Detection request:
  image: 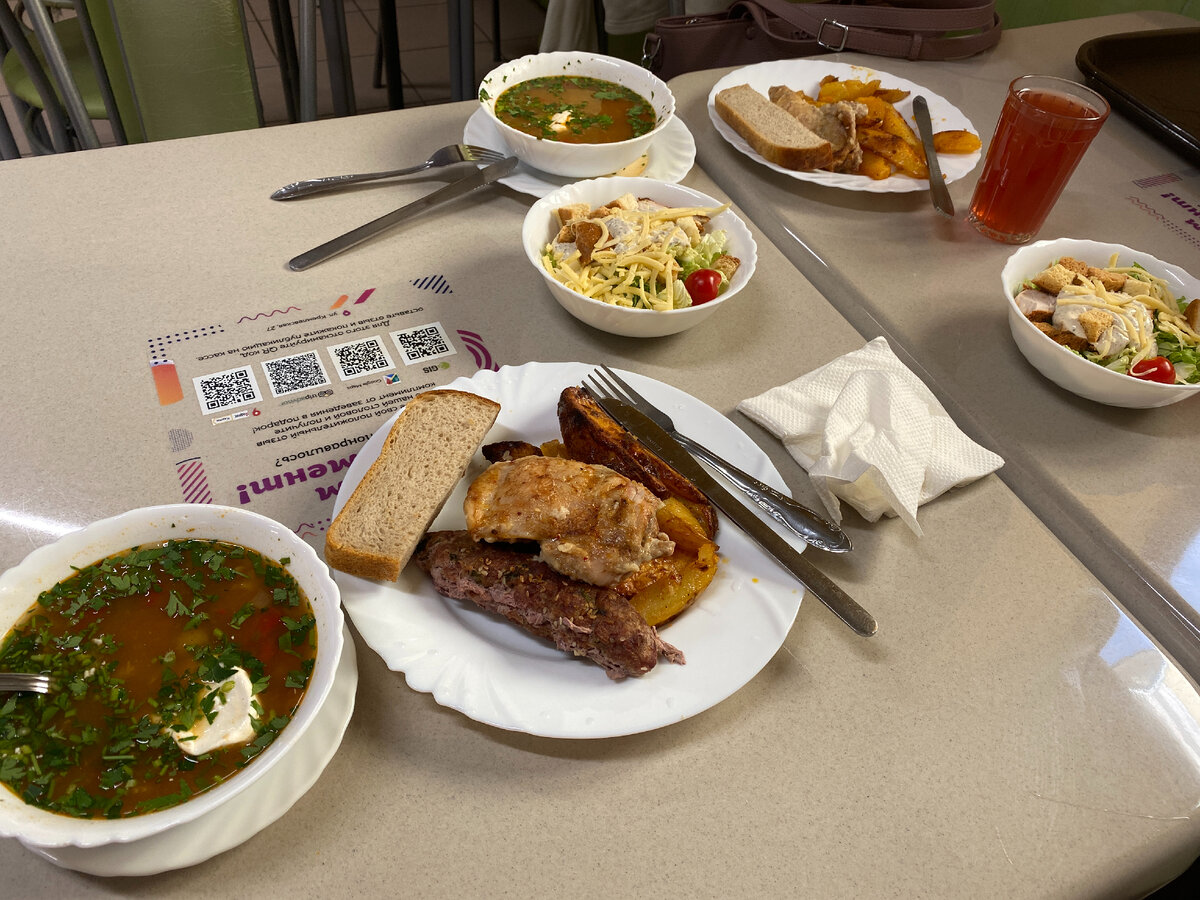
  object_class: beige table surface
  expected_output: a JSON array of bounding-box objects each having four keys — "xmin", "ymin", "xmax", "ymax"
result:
[
  {"xmin": 1, "ymin": 69, "xmax": 1200, "ymax": 898},
  {"xmin": 668, "ymin": 11, "xmax": 1200, "ymax": 687}
]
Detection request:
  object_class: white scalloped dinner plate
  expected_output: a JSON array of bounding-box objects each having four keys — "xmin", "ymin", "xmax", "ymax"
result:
[
  {"xmin": 463, "ymin": 108, "xmax": 696, "ymax": 198},
  {"xmin": 332, "ymin": 362, "xmax": 803, "ymax": 739},
  {"xmin": 707, "ymin": 59, "xmax": 980, "ymax": 192}
]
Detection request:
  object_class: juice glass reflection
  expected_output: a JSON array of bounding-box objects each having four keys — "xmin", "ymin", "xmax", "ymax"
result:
[{"xmin": 967, "ymin": 75, "xmax": 1109, "ymax": 244}]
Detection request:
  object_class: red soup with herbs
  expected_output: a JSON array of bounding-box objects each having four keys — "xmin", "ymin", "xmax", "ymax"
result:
[{"xmin": 0, "ymin": 539, "xmax": 316, "ymax": 819}]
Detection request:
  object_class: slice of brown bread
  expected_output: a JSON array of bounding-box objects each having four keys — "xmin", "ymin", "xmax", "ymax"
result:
[
  {"xmin": 715, "ymin": 84, "xmax": 833, "ymax": 171},
  {"xmin": 324, "ymin": 389, "xmax": 500, "ymax": 581}
]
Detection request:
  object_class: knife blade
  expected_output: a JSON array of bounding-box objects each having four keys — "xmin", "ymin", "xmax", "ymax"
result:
[
  {"xmin": 596, "ymin": 398, "xmax": 877, "ymax": 637},
  {"xmin": 913, "ymin": 96, "xmax": 954, "ymax": 218},
  {"xmin": 288, "ymin": 156, "xmax": 519, "ymax": 271}
]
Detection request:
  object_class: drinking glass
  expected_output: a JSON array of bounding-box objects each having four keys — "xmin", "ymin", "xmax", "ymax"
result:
[{"xmin": 967, "ymin": 75, "xmax": 1110, "ymax": 244}]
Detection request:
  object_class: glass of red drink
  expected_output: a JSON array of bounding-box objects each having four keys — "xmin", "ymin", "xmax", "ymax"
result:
[{"xmin": 967, "ymin": 75, "xmax": 1109, "ymax": 244}]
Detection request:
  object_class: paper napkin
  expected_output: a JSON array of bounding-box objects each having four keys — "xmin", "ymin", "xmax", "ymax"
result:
[{"xmin": 737, "ymin": 337, "xmax": 1004, "ymax": 536}]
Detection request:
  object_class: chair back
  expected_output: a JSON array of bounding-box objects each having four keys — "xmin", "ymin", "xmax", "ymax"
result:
[{"xmin": 101, "ymin": 0, "xmax": 262, "ymax": 141}]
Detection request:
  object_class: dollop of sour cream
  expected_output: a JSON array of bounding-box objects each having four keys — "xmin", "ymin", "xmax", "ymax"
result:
[{"xmin": 171, "ymin": 667, "xmax": 258, "ymax": 755}]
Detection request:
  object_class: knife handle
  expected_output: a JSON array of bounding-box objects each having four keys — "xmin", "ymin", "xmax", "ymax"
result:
[
  {"xmin": 741, "ymin": 509, "xmax": 878, "ymax": 636},
  {"xmin": 288, "ymin": 184, "xmax": 484, "ymax": 271}
]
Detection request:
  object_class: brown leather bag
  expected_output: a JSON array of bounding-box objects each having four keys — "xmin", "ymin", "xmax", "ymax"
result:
[{"xmin": 642, "ymin": 0, "xmax": 1002, "ymax": 81}]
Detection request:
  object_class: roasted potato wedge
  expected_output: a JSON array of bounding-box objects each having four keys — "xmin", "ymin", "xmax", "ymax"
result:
[
  {"xmin": 817, "ymin": 77, "xmax": 881, "ymax": 102},
  {"xmin": 539, "ymin": 438, "xmax": 569, "ymax": 458},
  {"xmin": 625, "ymin": 543, "xmax": 719, "ymax": 626},
  {"xmin": 874, "ymin": 87, "xmax": 910, "ymax": 103},
  {"xmin": 932, "ymin": 130, "xmax": 982, "ymax": 154},
  {"xmin": 859, "ymin": 127, "xmax": 929, "ymax": 179},
  {"xmin": 856, "ymin": 147, "xmax": 892, "ymax": 180},
  {"xmin": 656, "ymin": 496, "xmax": 715, "ymax": 554}
]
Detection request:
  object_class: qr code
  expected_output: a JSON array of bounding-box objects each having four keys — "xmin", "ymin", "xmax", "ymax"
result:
[
  {"xmin": 327, "ymin": 336, "xmax": 394, "ymax": 381},
  {"xmin": 193, "ymin": 366, "xmax": 262, "ymax": 414},
  {"xmin": 391, "ymin": 322, "xmax": 456, "ymax": 365},
  {"xmin": 262, "ymin": 350, "xmax": 331, "ymax": 397}
]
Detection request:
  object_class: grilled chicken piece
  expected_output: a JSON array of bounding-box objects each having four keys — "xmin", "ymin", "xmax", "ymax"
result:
[
  {"xmin": 465, "ymin": 456, "xmax": 674, "ymax": 587},
  {"xmin": 415, "ymin": 531, "xmax": 684, "ymax": 680},
  {"xmin": 557, "ymin": 387, "xmax": 718, "ymax": 536}
]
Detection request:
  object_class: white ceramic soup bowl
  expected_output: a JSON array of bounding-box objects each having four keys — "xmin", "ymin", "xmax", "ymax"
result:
[
  {"xmin": 1001, "ymin": 238, "xmax": 1200, "ymax": 408},
  {"xmin": 522, "ymin": 176, "xmax": 758, "ymax": 338},
  {"xmin": 0, "ymin": 504, "xmax": 343, "ymax": 850},
  {"xmin": 478, "ymin": 51, "xmax": 675, "ymax": 178}
]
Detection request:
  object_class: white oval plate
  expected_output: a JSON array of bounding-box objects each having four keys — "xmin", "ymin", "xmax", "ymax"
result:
[
  {"xmin": 332, "ymin": 361, "xmax": 804, "ymax": 739},
  {"xmin": 463, "ymin": 108, "xmax": 696, "ymax": 198},
  {"xmin": 25, "ymin": 627, "xmax": 358, "ymax": 876},
  {"xmin": 707, "ymin": 59, "xmax": 980, "ymax": 193}
]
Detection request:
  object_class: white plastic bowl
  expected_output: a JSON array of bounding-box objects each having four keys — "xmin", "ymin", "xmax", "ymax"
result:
[
  {"xmin": 523, "ymin": 176, "xmax": 758, "ymax": 338},
  {"xmin": 0, "ymin": 505, "xmax": 343, "ymax": 850},
  {"xmin": 1001, "ymin": 238, "xmax": 1200, "ymax": 408},
  {"xmin": 478, "ymin": 52, "xmax": 675, "ymax": 178}
]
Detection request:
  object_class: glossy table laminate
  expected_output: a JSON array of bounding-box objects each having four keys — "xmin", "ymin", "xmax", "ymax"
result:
[
  {"xmin": 0, "ymin": 96, "xmax": 1199, "ymax": 896},
  {"xmin": 669, "ymin": 11, "xmax": 1200, "ymax": 685}
]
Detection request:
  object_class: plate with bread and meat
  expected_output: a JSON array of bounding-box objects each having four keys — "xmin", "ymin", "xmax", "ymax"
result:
[
  {"xmin": 707, "ymin": 59, "xmax": 980, "ymax": 193},
  {"xmin": 324, "ymin": 361, "xmax": 804, "ymax": 739}
]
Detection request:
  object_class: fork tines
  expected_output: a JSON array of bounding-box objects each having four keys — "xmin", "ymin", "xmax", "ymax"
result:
[
  {"xmin": 461, "ymin": 144, "xmax": 508, "ymax": 164},
  {"xmin": 0, "ymin": 672, "xmax": 51, "ymax": 693}
]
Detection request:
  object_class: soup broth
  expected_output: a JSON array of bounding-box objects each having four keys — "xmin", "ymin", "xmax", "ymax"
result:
[
  {"xmin": 493, "ymin": 75, "xmax": 656, "ymax": 144},
  {"xmin": 0, "ymin": 539, "xmax": 316, "ymax": 819}
]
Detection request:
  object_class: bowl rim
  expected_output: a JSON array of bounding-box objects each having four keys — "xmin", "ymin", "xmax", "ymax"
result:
[
  {"xmin": 477, "ymin": 51, "xmax": 677, "ymax": 152},
  {"xmin": 1001, "ymin": 237, "xmax": 1200, "ymax": 395},
  {"xmin": 0, "ymin": 504, "xmax": 343, "ymax": 849},
  {"xmin": 522, "ymin": 175, "xmax": 757, "ymax": 318}
]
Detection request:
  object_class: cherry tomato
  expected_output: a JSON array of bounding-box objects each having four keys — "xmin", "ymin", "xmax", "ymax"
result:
[
  {"xmin": 684, "ymin": 269, "xmax": 723, "ymax": 305},
  {"xmin": 1129, "ymin": 356, "xmax": 1176, "ymax": 384}
]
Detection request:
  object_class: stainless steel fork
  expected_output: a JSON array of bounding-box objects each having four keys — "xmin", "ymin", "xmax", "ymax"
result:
[
  {"xmin": 585, "ymin": 366, "xmax": 852, "ymax": 553},
  {"xmin": 271, "ymin": 144, "xmax": 510, "ymax": 200},
  {"xmin": 0, "ymin": 672, "xmax": 51, "ymax": 694}
]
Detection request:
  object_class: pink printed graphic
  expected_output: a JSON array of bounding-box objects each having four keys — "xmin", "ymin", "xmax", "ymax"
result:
[
  {"xmin": 295, "ymin": 518, "xmax": 330, "ymax": 540},
  {"xmin": 457, "ymin": 330, "xmax": 499, "ymax": 370},
  {"xmin": 176, "ymin": 457, "xmax": 214, "ymax": 504},
  {"xmin": 330, "ymin": 288, "xmax": 376, "ymax": 309},
  {"xmin": 237, "ymin": 306, "xmax": 302, "ymax": 323}
]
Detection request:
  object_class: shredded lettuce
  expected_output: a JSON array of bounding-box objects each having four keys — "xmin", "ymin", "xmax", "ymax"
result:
[{"xmin": 678, "ymin": 232, "xmax": 728, "ymax": 280}]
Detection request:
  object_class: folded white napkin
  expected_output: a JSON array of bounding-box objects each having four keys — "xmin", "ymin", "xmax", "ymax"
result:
[{"xmin": 737, "ymin": 337, "xmax": 1003, "ymax": 536}]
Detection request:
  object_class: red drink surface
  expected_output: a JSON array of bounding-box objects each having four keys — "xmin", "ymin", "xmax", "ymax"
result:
[{"xmin": 968, "ymin": 87, "xmax": 1107, "ymax": 242}]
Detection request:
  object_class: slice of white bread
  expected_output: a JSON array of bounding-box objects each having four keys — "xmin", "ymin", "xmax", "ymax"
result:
[
  {"xmin": 324, "ymin": 389, "xmax": 500, "ymax": 580},
  {"xmin": 715, "ymin": 83, "xmax": 833, "ymax": 171}
]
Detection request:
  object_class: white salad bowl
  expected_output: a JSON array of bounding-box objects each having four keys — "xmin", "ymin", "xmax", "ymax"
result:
[
  {"xmin": 522, "ymin": 176, "xmax": 757, "ymax": 338},
  {"xmin": 1001, "ymin": 238, "xmax": 1200, "ymax": 408},
  {"xmin": 477, "ymin": 51, "xmax": 675, "ymax": 178},
  {"xmin": 0, "ymin": 504, "xmax": 343, "ymax": 850}
]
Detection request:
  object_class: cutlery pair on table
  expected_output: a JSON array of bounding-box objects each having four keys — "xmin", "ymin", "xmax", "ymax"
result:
[
  {"xmin": 582, "ymin": 367, "xmax": 876, "ymax": 637},
  {"xmin": 275, "ymin": 144, "xmax": 516, "ymax": 271}
]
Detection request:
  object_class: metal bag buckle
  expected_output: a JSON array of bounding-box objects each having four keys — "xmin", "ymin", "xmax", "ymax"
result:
[{"xmin": 816, "ymin": 18, "xmax": 849, "ymax": 51}]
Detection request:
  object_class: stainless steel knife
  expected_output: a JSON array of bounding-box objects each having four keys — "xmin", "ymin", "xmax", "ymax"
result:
[
  {"xmin": 287, "ymin": 156, "xmax": 519, "ymax": 271},
  {"xmin": 596, "ymin": 398, "xmax": 877, "ymax": 637},
  {"xmin": 913, "ymin": 96, "xmax": 954, "ymax": 218}
]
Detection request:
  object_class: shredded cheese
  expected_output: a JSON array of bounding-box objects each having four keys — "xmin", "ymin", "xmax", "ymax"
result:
[{"xmin": 543, "ymin": 201, "xmax": 731, "ymax": 310}]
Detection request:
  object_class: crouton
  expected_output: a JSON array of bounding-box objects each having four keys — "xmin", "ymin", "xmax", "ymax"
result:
[
  {"xmin": 1092, "ymin": 268, "xmax": 1126, "ymax": 292},
  {"xmin": 1026, "ymin": 309, "xmax": 1054, "ymax": 324},
  {"xmin": 555, "ymin": 204, "xmax": 590, "ymax": 225},
  {"xmin": 574, "ymin": 221, "xmax": 603, "ymax": 265},
  {"xmin": 1032, "ymin": 264, "xmax": 1079, "ymax": 294},
  {"xmin": 554, "ymin": 223, "xmax": 576, "ymax": 243},
  {"xmin": 1058, "ymin": 257, "xmax": 1090, "ymax": 276},
  {"xmin": 1035, "ymin": 322, "xmax": 1089, "ymax": 352},
  {"xmin": 1186, "ymin": 298, "xmax": 1199, "ymax": 331},
  {"xmin": 712, "ymin": 254, "xmax": 740, "ymax": 282},
  {"xmin": 609, "ymin": 193, "xmax": 639, "ymax": 210},
  {"xmin": 1122, "ymin": 278, "xmax": 1153, "ymax": 297},
  {"xmin": 1078, "ymin": 308, "xmax": 1115, "ymax": 345}
]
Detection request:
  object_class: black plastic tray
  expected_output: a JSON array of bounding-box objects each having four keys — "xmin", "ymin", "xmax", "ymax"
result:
[{"xmin": 1076, "ymin": 26, "xmax": 1200, "ymax": 166}]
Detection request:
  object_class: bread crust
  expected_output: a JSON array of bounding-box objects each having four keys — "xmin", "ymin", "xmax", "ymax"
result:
[
  {"xmin": 715, "ymin": 84, "xmax": 833, "ymax": 171},
  {"xmin": 324, "ymin": 389, "xmax": 500, "ymax": 581}
]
